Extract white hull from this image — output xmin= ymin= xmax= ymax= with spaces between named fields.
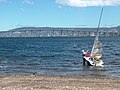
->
xmin=84 ymin=57 xmax=104 ymax=67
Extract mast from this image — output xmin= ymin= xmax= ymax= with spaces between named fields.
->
xmin=96 ymin=7 xmax=104 ymax=40
xmin=91 ymin=7 xmax=104 ymax=57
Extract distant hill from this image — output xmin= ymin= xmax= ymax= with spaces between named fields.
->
xmin=116 ymin=26 xmax=120 ymax=29
xmin=0 ymin=26 xmax=119 ymax=37
xmin=9 ymin=26 xmax=120 ymax=32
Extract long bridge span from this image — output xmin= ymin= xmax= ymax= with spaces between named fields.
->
xmin=0 ymin=29 xmax=120 ymax=37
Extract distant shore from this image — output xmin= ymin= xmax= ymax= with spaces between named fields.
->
xmin=0 ymin=75 xmax=120 ymax=90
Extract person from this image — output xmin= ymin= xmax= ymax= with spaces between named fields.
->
xmin=86 ymin=52 xmax=91 ymax=57
xmin=82 ymin=50 xmax=87 ymax=65
xmin=82 ymin=50 xmax=91 ymax=66
xmin=82 ymin=50 xmax=86 ymax=56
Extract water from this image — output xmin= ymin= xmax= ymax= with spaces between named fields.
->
xmin=0 ymin=36 xmax=120 ymax=77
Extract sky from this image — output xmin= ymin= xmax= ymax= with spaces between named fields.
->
xmin=0 ymin=0 xmax=120 ymax=31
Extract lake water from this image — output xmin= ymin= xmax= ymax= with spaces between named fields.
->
xmin=0 ymin=36 xmax=120 ymax=77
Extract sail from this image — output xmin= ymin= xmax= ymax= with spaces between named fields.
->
xmin=91 ymin=40 xmax=102 ymax=60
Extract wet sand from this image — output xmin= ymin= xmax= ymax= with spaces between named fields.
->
xmin=0 ymin=76 xmax=120 ymax=90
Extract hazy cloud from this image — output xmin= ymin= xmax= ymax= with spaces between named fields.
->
xmin=23 ymin=0 xmax=34 ymax=5
xmin=0 ymin=0 xmax=34 ymax=4
xmin=0 ymin=0 xmax=7 ymax=3
xmin=58 ymin=5 xmax=62 ymax=8
xmin=56 ymin=0 xmax=120 ymax=7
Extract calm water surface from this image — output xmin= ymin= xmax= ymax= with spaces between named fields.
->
xmin=0 ymin=36 xmax=120 ymax=77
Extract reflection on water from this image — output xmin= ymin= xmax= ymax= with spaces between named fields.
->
xmin=0 ymin=36 xmax=120 ymax=77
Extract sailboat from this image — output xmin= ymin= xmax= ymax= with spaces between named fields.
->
xmin=84 ymin=8 xmax=104 ymax=67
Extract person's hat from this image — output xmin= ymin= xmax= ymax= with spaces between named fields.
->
xmin=82 ymin=50 xmax=84 ymax=52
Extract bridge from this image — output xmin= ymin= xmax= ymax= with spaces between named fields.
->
xmin=0 ymin=30 xmax=120 ymax=37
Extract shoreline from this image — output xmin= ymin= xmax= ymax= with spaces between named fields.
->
xmin=0 ymin=75 xmax=120 ymax=90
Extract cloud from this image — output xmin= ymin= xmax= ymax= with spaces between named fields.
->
xmin=56 ymin=0 xmax=120 ymax=7
xmin=23 ymin=0 xmax=34 ymax=5
xmin=58 ymin=5 xmax=62 ymax=8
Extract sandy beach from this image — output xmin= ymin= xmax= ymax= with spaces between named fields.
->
xmin=0 ymin=76 xmax=120 ymax=90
